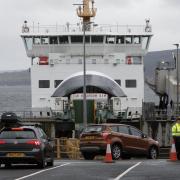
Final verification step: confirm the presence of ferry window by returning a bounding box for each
[125,36,132,44]
[66,59,70,64]
[116,36,124,44]
[24,37,33,50]
[115,79,121,86]
[92,59,96,64]
[91,36,104,43]
[125,80,136,88]
[39,80,50,88]
[133,56,142,64]
[85,36,90,43]
[134,36,140,44]
[71,36,83,43]
[54,80,62,88]
[50,36,58,44]
[104,59,109,64]
[78,59,82,64]
[106,36,115,44]
[41,37,49,44]
[116,59,120,64]
[59,36,69,44]
[142,36,148,49]
[34,37,41,45]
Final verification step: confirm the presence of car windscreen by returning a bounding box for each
[83,126,104,133]
[0,129,36,139]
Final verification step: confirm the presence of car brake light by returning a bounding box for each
[11,128,24,131]
[101,132,111,140]
[26,140,41,146]
[0,140,6,144]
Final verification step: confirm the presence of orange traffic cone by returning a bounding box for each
[104,140,114,163]
[169,139,177,161]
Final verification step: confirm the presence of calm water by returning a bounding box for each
[0,85,31,112]
[0,84,158,112]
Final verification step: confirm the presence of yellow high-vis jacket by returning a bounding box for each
[172,123,180,136]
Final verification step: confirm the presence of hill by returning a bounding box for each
[144,49,175,83]
[0,69,31,86]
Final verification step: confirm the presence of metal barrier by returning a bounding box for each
[54,138,81,159]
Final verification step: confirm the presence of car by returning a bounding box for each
[80,123,159,160]
[0,112,54,168]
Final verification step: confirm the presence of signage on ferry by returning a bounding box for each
[71,93,108,100]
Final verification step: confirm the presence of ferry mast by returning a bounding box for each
[76,0,97,30]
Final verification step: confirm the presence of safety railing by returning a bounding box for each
[22,23,151,35]
[54,138,81,160]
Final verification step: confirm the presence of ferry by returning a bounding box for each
[21,0,153,133]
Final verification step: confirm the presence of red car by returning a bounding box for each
[80,123,159,160]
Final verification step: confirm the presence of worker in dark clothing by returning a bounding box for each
[172,117,180,160]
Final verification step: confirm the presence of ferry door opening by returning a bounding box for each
[73,100,95,124]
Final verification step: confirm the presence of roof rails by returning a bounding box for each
[21,122,42,128]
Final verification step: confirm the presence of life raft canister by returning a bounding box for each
[39,56,49,65]
[126,56,132,64]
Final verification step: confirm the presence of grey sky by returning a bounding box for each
[0,0,179,70]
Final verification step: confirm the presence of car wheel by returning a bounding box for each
[37,156,46,169]
[111,144,122,160]
[148,146,158,159]
[47,159,54,166]
[82,152,95,160]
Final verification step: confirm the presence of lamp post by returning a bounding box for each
[83,22,87,128]
[74,0,97,128]
[173,44,179,114]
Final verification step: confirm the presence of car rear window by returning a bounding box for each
[0,129,36,139]
[83,126,104,133]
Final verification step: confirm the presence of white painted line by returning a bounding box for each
[15,163,71,180]
[113,161,142,180]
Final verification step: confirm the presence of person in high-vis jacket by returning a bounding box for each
[172,117,180,159]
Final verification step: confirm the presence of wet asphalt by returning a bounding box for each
[0,159,180,180]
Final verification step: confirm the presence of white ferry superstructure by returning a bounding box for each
[21,0,153,123]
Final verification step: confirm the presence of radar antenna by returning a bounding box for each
[76,0,97,27]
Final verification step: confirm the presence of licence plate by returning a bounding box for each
[85,136,95,140]
[6,153,25,157]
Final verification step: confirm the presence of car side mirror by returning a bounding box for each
[142,133,147,138]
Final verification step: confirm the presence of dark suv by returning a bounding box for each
[0,112,54,168]
[80,124,159,160]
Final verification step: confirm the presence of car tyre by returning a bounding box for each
[148,146,158,159]
[82,152,95,160]
[37,155,46,169]
[47,158,54,166]
[111,144,122,160]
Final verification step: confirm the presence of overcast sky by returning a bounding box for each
[0,0,180,71]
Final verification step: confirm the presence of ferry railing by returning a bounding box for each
[0,110,53,119]
[143,108,180,121]
[22,23,151,34]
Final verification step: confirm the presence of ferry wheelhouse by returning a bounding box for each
[21,0,153,129]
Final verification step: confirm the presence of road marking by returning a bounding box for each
[113,161,142,180]
[15,163,71,180]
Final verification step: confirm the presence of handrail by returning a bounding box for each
[21,23,151,35]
